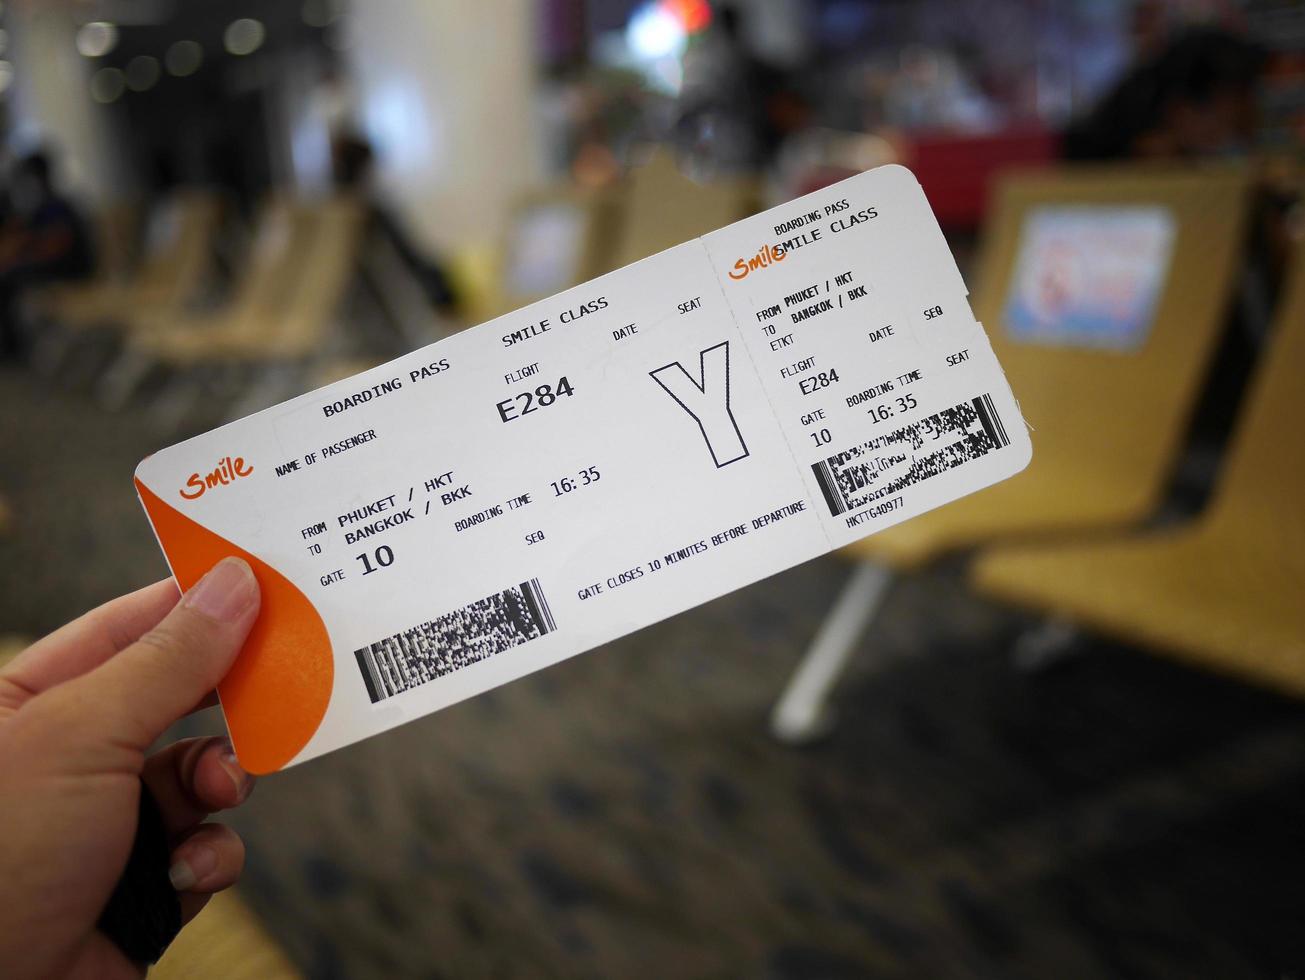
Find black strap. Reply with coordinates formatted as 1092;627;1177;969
97;782;182;964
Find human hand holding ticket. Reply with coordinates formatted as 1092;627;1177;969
134;165;1031;774
0;560;260;976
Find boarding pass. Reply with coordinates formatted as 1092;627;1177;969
135;165;1031;773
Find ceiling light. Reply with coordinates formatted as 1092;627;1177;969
165;39;203;76
627;3;686;60
90;67;126;103
126;55;160;92
224;18;265;56
76;21;118;58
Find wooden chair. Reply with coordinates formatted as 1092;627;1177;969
29;199;139;313
971;234;1305;694
125;196;319;359
608;150;759;268
43;191;220;329
254;196;365;360
96;196;312;407
130;198;365;422
772;165;1253;741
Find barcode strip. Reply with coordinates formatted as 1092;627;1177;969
812;459;847;516
971;394;1010;449
814;391;1011;517
990;394;1009;446
355;648;382;703
520;577;556;633
355;577;557;703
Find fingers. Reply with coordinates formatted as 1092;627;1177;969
0;579;179;712
51;558;260;755
142;737;256;837
168;823;245;895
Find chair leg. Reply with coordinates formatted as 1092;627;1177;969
98;349;154;410
770;560;895;744
149;369;208;431
28;324;73;379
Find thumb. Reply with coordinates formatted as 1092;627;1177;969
62;557;260;753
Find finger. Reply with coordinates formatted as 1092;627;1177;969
142;737;256;838
168;823;245;894
45;558;259;755
0;579;179;711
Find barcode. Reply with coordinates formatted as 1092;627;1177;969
354;578;557;704
812;394;1010;517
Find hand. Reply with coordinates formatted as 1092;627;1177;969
0;558;261;979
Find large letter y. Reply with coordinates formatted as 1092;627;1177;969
650;341;750;468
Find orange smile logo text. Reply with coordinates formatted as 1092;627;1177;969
728;243;786;281
179;455;254;500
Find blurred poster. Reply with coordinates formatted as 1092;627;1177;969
1003;206;1176;351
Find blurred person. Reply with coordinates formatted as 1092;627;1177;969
676;3;811;170
1063;28;1266;162
331;132;459;314
0;151;94;359
0;557;260;979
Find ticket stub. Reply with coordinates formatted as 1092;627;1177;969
135;165;1030;773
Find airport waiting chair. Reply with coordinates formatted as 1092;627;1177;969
29;199;139;315
483;186;621;319
98;196;317;405
133;197;364;423
246;196;364;360
771;165;1252;742
971;235;1305;694
144;195;364;363
608;149;760;268
40;191;220;329
95;201;142;284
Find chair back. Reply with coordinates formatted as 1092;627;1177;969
972;165;1251;517
268;196;366;356
1204;235;1305;558
134;190;221;303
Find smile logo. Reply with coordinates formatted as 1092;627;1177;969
179;455;254;500
728;243;786;281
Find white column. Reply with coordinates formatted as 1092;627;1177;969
5;6;132;203
344;1;541;254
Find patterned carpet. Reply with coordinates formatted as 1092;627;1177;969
3;364;1305;979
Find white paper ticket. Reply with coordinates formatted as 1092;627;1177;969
135;165;1031;773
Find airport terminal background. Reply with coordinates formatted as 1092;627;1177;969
1;1;1304;977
